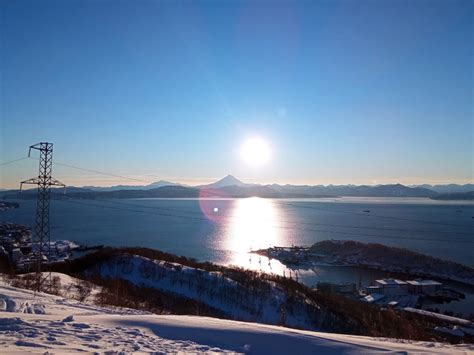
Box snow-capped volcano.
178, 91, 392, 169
203, 175, 251, 188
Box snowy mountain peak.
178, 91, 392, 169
206, 175, 248, 188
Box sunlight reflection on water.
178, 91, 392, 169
4, 197, 473, 315
222, 197, 287, 275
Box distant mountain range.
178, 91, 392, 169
410, 184, 474, 194
82, 180, 182, 192
2, 175, 473, 200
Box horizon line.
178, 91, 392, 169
2, 178, 473, 190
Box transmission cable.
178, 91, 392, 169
58, 198, 474, 244
276, 201, 473, 229
31, 156, 473, 230
0, 157, 28, 167
92, 198, 473, 237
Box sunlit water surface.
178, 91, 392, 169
2, 197, 473, 315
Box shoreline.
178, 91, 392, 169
4, 195, 474, 205
253, 242, 474, 287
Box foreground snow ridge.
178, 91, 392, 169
0, 277, 472, 354
90, 254, 325, 329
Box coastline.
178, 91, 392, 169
252, 241, 474, 287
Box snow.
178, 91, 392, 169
89, 254, 322, 329
362, 293, 384, 303
376, 279, 407, 286
407, 280, 442, 286
0, 276, 472, 354
404, 307, 473, 327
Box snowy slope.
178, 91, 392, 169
0, 276, 472, 354
89, 254, 325, 329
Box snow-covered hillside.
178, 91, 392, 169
89, 254, 327, 329
0, 274, 472, 354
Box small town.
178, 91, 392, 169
317, 277, 463, 310
0, 221, 79, 271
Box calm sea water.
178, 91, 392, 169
2, 197, 473, 315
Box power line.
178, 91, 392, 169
0, 157, 28, 167
59, 198, 474, 244
23, 156, 472, 231
62, 198, 209, 222
276, 201, 473, 229
95, 198, 473, 237
32, 158, 155, 184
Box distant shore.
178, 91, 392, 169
2, 179, 473, 201
253, 240, 474, 286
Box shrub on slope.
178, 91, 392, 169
50, 247, 445, 341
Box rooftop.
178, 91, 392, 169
362, 293, 384, 303
375, 279, 407, 286
406, 280, 442, 286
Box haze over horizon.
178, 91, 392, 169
1, 0, 473, 189
2, 172, 473, 191
59, 174, 474, 190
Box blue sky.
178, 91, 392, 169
1, 0, 472, 188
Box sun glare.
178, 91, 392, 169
225, 197, 285, 274
240, 137, 271, 167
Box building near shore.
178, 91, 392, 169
406, 280, 442, 295
366, 279, 443, 297
373, 279, 409, 295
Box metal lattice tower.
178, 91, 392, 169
20, 143, 65, 293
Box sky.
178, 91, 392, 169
1, 0, 473, 188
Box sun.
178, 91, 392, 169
240, 137, 271, 167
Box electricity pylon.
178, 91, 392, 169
20, 142, 65, 293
